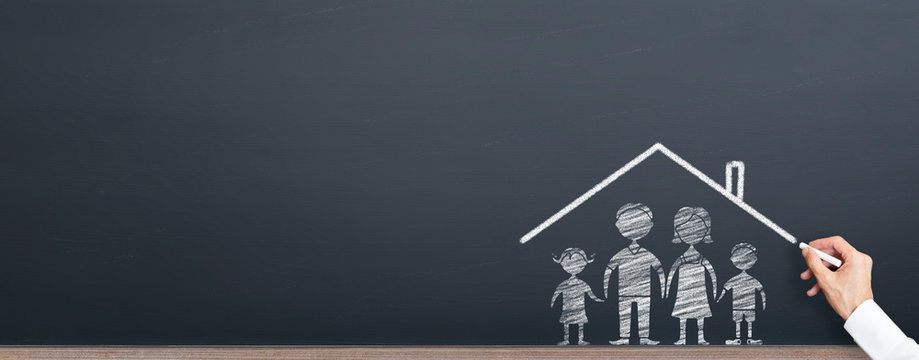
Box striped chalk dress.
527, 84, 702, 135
555, 277, 592, 325
670, 247, 714, 319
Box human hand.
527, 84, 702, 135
800, 236, 874, 320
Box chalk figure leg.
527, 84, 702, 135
725, 322, 742, 345
697, 318, 709, 345
558, 325, 569, 346
636, 297, 657, 345
578, 324, 589, 345
747, 321, 762, 345
611, 299, 633, 345
675, 319, 687, 345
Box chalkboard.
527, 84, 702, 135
1, 0, 917, 346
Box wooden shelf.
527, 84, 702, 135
0, 345, 868, 359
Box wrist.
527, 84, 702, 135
841, 293, 873, 321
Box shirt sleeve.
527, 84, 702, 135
844, 299, 919, 359
649, 253, 663, 270
723, 277, 734, 290
607, 252, 621, 270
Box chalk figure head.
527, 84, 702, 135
615, 203, 654, 241
730, 243, 758, 270
672, 206, 712, 245
553, 248, 595, 275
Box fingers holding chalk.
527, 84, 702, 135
809, 236, 853, 260
802, 246, 831, 277
798, 236, 874, 320
800, 242, 843, 268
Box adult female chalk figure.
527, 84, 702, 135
665, 206, 718, 345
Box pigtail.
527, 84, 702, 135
553, 248, 594, 264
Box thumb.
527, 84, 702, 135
803, 247, 831, 279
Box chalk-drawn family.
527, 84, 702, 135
550, 203, 766, 346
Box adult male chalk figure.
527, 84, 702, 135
603, 203, 667, 345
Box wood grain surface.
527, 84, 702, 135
0, 346, 868, 359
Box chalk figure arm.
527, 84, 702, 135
717, 278, 731, 303
551, 288, 562, 308
665, 258, 681, 299
603, 255, 620, 299
651, 255, 666, 298
702, 257, 718, 300
586, 286, 604, 303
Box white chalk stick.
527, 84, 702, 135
799, 243, 843, 268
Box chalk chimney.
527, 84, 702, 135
725, 161, 745, 199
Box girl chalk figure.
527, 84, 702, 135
550, 248, 604, 345
665, 206, 718, 345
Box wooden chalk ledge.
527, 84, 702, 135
0, 345, 868, 359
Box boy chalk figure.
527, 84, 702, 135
551, 248, 604, 345
603, 203, 666, 345
717, 243, 767, 345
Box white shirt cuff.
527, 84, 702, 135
844, 299, 919, 359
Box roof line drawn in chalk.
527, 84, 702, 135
519, 143, 796, 245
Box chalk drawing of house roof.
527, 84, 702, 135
520, 143, 797, 245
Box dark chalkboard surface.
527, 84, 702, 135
1, 0, 918, 345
